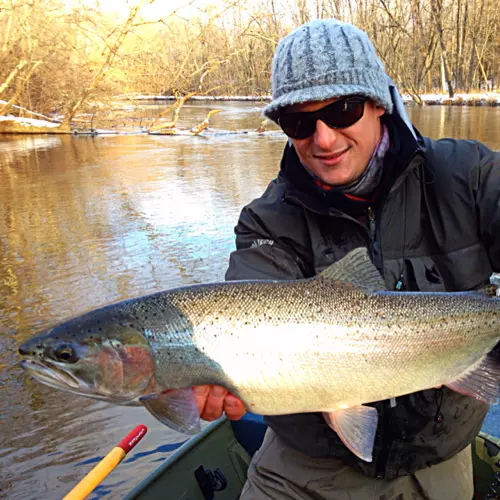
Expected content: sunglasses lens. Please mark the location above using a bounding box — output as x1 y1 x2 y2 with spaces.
323 98 365 129
278 97 366 139
278 115 315 140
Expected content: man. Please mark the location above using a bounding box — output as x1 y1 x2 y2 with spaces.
195 19 500 499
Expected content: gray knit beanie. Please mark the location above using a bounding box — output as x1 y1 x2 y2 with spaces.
263 19 393 119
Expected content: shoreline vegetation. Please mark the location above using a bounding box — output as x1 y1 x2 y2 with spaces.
1 0 498 135
131 93 500 106
0 92 498 136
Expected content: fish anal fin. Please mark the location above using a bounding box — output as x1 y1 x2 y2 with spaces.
319 248 386 292
323 405 378 462
140 388 201 435
446 352 500 404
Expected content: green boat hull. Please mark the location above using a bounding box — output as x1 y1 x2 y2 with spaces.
124 417 500 500
472 432 500 499
124 418 250 500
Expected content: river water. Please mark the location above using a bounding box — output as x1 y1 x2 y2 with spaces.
0 103 499 499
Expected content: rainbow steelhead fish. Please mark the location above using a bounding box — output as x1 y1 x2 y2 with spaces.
19 248 500 461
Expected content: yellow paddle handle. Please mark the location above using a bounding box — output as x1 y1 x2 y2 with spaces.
63 424 147 500
63 447 126 500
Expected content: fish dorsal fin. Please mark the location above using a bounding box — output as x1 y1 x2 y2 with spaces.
319 248 386 292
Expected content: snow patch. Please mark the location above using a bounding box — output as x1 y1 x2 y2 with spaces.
0 115 62 128
401 93 500 105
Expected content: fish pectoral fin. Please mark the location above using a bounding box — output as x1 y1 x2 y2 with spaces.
140 388 201 435
323 405 378 463
319 248 386 292
446 351 500 404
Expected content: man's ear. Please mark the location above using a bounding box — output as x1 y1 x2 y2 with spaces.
375 105 385 118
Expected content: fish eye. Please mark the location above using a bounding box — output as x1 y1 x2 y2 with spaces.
54 343 79 364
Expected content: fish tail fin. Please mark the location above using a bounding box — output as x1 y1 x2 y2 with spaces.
447 350 500 404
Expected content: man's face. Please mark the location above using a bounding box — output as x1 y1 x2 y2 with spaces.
285 97 385 186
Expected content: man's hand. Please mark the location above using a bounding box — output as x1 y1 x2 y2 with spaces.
193 385 247 421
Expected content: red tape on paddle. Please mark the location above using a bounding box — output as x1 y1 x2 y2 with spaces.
117 424 148 454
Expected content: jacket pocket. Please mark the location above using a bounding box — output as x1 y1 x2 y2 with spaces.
383 243 492 292
403 256 446 292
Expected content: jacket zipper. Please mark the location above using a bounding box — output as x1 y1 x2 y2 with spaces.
366 204 392 479
367 206 376 239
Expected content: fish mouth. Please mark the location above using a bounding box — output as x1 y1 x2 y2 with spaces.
20 358 83 391
20 358 140 404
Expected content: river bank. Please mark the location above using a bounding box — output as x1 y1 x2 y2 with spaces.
125 92 500 107
1 93 499 135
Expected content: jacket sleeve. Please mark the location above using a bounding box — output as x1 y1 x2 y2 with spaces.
225 203 310 282
473 143 500 273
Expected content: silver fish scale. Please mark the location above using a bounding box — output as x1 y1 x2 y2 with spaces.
127 279 500 414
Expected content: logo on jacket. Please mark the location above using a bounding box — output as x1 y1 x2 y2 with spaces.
251 239 275 248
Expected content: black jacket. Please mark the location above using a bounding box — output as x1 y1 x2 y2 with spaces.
225 113 500 479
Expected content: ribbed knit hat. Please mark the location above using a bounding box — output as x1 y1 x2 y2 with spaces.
263 19 393 119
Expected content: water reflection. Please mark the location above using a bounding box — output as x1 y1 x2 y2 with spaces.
0 102 499 499
407 105 500 148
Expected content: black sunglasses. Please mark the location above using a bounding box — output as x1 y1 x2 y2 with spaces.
277 96 367 140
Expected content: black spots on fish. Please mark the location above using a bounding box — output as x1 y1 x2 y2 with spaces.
118 320 136 329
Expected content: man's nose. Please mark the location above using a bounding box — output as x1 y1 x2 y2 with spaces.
312 120 338 149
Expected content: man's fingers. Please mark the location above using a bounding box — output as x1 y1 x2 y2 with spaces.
224 393 247 420
200 385 228 421
192 385 247 421
193 385 210 415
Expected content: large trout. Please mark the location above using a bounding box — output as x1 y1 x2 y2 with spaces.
19 248 500 461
